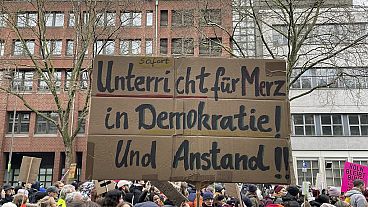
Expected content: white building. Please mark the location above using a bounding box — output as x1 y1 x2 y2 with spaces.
233 0 368 189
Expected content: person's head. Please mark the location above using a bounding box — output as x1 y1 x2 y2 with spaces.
13 193 28 206
216 194 225 205
274 185 286 196
103 189 122 206
153 194 163 206
202 192 214 207
353 179 365 192
117 202 133 207
53 181 64 190
2 203 17 207
117 180 131 192
46 186 59 199
286 185 299 197
65 192 84 204
3 184 14 196
248 184 258 194
37 196 57 207
59 184 76 200
317 195 330 204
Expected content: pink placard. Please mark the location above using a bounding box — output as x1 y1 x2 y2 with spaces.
341 162 368 192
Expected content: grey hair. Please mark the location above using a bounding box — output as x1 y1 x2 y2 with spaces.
60 184 76 199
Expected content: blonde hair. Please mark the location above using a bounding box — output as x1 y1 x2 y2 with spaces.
37 196 56 207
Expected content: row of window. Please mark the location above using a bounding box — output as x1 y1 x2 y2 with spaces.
7 112 85 135
292 114 368 136
0 9 221 28
0 37 223 57
9 70 88 92
290 68 368 89
296 159 368 187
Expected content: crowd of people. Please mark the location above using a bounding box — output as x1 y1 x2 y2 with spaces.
0 178 367 207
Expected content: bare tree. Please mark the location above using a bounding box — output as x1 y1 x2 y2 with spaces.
199 0 368 101
0 0 141 177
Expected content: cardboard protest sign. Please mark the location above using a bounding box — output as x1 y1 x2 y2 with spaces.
150 181 188 206
224 183 243 207
88 97 290 138
87 135 291 184
93 180 117 195
18 156 42 183
88 56 291 184
68 163 77 179
341 162 368 192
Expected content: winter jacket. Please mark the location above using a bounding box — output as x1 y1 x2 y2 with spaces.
345 188 368 207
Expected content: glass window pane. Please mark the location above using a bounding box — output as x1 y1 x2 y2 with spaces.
132 12 141 26
350 126 360 135
349 115 359 124
305 126 315 135
332 115 342 124
120 40 129 55
69 13 75 27
106 13 115 26
55 13 64 27
305 115 314 124
295 126 304 135
333 126 343 135
361 114 368 124
45 13 53 27
131 40 141 55
121 12 130 26
361 126 368 135
146 11 153 26
322 126 332 135
145 39 153 55
321 115 331 124
293 115 304 125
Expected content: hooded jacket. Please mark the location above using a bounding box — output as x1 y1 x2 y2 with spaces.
345 188 368 207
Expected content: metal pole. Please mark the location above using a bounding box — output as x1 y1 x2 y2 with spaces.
6 68 18 184
155 0 159 56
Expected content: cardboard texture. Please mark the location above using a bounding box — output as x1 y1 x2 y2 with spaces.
150 181 189 206
18 156 42 183
89 97 289 138
89 56 291 184
224 183 243 207
92 56 175 97
93 180 117 195
88 135 290 184
92 56 287 100
175 57 286 100
68 163 77 179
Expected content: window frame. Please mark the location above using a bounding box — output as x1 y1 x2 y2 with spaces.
38 71 62 92
171 38 194 56
13 40 35 56
7 112 31 134
12 71 33 91
292 114 316 136
16 12 37 28
348 114 368 136
35 112 58 134
94 40 115 55
45 12 64 27
199 38 222 56
320 114 344 136
121 11 141 27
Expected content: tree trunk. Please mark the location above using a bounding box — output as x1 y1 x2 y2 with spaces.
64 142 74 183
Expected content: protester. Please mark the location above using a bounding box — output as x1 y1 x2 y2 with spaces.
1 184 15 205
202 192 214 207
57 184 76 207
45 186 58 200
344 179 368 207
12 193 27 207
37 196 57 207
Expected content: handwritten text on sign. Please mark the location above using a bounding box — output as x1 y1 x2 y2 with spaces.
341 162 368 192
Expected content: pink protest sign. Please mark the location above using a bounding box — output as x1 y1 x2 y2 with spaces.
341 162 368 192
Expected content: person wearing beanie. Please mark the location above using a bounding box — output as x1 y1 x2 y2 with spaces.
345 179 368 207
245 185 260 207
282 186 300 207
327 187 340 205
203 192 214 207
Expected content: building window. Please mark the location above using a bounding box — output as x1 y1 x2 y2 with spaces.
0 40 5 56
17 12 37 27
13 40 35 56
120 39 141 55
7 112 30 134
36 112 58 134
45 40 62 56
12 71 33 91
160 10 168 26
38 71 61 91
171 38 194 56
83 12 89 25
45 12 64 27
320 114 343 136
172 10 193 27
38 168 53 187
146 11 153 26
199 38 222 56
0 13 7 27
66 40 74 56
325 160 345 187
94 40 115 55
96 12 116 27
121 11 141 27
78 112 86 134
145 39 153 55
200 9 221 26
353 160 368 166
65 70 88 90
296 160 319 186
348 114 368 136
290 69 313 89
160 38 168 55
272 25 288 46
68 13 75 27
292 114 315 135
